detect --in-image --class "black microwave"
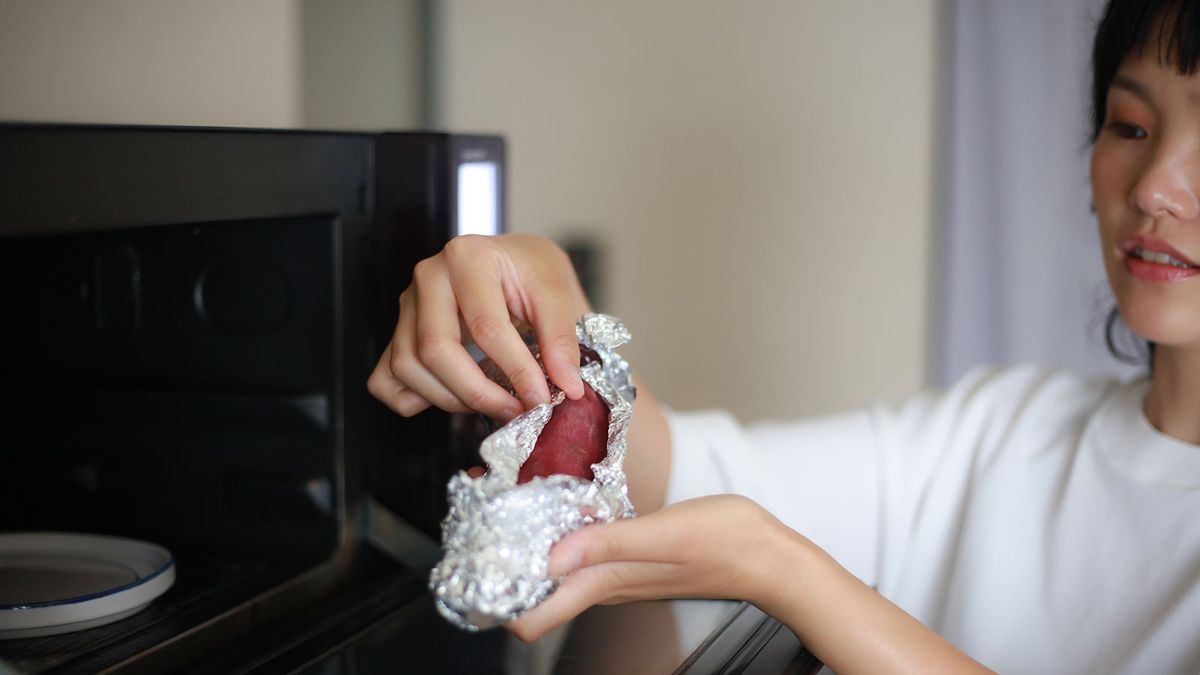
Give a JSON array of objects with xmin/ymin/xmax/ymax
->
[
  {"xmin": 0, "ymin": 124, "xmax": 820, "ymax": 674},
  {"xmin": 0, "ymin": 124, "xmax": 510, "ymax": 672}
]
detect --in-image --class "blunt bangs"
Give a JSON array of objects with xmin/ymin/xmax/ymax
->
[{"xmin": 1091, "ymin": 0, "xmax": 1200, "ymax": 141}]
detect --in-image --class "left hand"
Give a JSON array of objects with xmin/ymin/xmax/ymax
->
[
  {"xmin": 507, "ymin": 494, "xmax": 790, "ymax": 642},
  {"xmin": 511, "ymin": 495, "xmax": 996, "ymax": 675}
]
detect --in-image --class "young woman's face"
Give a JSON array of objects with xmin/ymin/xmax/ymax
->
[{"xmin": 1092, "ymin": 47, "xmax": 1200, "ymax": 350}]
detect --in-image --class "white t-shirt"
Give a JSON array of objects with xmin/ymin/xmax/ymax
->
[{"xmin": 664, "ymin": 365, "xmax": 1200, "ymax": 675}]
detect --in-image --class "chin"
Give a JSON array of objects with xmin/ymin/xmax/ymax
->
[{"xmin": 1116, "ymin": 294, "xmax": 1200, "ymax": 350}]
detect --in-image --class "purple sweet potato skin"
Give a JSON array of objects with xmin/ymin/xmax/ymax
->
[{"xmin": 517, "ymin": 384, "xmax": 609, "ymax": 483}]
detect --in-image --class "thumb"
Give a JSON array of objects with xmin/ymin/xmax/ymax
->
[{"xmin": 548, "ymin": 531, "xmax": 588, "ymax": 577}]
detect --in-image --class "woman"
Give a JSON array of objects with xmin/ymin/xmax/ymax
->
[{"xmin": 367, "ymin": 1, "xmax": 1200, "ymax": 672}]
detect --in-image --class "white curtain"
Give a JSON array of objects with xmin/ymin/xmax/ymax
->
[{"xmin": 938, "ymin": 0, "xmax": 1141, "ymax": 384}]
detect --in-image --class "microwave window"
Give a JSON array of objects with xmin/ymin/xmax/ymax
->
[{"xmin": 456, "ymin": 161, "xmax": 498, "ymax": 237}]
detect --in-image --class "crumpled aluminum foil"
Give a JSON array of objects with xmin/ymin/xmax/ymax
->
[{"xmin": 429, "ymin": 314, "xmax": 637, "ymax": 631}]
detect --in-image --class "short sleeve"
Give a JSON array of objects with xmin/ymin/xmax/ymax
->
[
  {"xmin": 663, "ymin": 365, "xmax": 1116, "ymax": 612},
  {"xmin": 664, "ymin": 407, "xmax": 882, "ymax": 585}
]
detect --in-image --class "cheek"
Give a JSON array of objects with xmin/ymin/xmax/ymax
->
[
  {"xmin": 1091, "ymin": 141, "xmax": 1133, "ymax": 215},
  {"xmin": 1090, "ymin": 144, "xmax": 1133, "ymax": 299},
  {"xmin": 1090, "ymin": 141, "xmax": 1137, "ymax": 245}
]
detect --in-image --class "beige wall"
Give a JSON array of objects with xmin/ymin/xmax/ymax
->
[
  {"xmin": 435, "ymin": 2, "xmax": 939, "ymax": 421},
  {"xmin": 0, "ymin": 0, "xmax": 302, "ymax": 127},
  {"xmin": 0, "ymin": 0, "xmax": 938, "ymax": 420},
  {"xmin": 0, "ymin": 0, "xmax": 425, "ymax": 129},
  {"xmin": 301, "ymin": 0, "xmax": 425, "ymax": 129}
]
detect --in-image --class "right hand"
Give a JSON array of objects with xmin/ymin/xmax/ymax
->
[{"xmin": 367, "ymin": 233, "xmax": 593, "ymax": 423}]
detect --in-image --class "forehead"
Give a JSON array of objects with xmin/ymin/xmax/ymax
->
[{"xmin": 1112, "ymin": 50, "xmax": 1200, "ymax": 107}]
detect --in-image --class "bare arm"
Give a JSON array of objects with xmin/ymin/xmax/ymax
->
[
  {"xmin": 763, "ymin": 526, "xmax": 993, "ymax": 675},
  {"xmin": 509, "ymin": 496, "xmax": 995, "ymax": 675},
  {"xmin": 623, "ymin": 380, "xmax": 671, "ymax": 513}
]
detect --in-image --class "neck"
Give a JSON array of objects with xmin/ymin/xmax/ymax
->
[{"xmin": 1144, "ymin": 346, "xmax": 1200, "ymax": 445}]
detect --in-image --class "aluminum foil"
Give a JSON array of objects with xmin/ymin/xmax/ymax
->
[{"xmin": 430, "ymin": 314, "xmax": 637, "ymax": 631}]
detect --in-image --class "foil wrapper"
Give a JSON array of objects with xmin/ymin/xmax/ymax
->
[{"xmin": 429, "ymin": 314, "xmax": 637, "ymax": 631}]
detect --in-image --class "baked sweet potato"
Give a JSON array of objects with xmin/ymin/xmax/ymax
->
[{"xmin": 517, "ymin": 358, "xmax": 610, "ymax": 483}]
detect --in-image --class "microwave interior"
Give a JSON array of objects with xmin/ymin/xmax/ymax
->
[{"xmin": 0, "ymin": 125, "xmax": 505, "ymax": 673}]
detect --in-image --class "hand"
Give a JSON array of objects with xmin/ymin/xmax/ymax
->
[
  {"xmin": 507, "ymin": 495, "xmax": 788, "ymax": 642},
  {"xmin": 508, "ymin": 496, "xmax": 996, "ymax": 675},
  {"xmin": 367, "ymin": 234, "xmax": 592, "ymax": 423}
]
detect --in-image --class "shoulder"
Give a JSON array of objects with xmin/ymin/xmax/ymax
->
[
  {"xmin": 936, "ymin": 363, "xmax": 1115, "ymax": 418},
  {"xmin": 874, "ymin": 364, "xmax": 1121, "ymax": 463}
]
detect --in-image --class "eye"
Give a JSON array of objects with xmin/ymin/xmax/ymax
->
[{"xmin": 1106, "ymin": 121, "xmax": 1147, "ymax": 140}]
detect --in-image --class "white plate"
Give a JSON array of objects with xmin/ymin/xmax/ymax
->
[{"xmin": 0, "ymin": 532, "xmax": 175, "ymax": 640}]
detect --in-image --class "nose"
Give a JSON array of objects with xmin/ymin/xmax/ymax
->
[{"xmin": 1132, "ymin": 143, "xmax": 1200, "ymax": 222}]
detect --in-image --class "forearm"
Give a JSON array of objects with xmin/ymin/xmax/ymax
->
[
  {"xmin": 754, "ymin": 530, "xmax": 995, "ymax": 675},
  {"xmin": 622, "ymin": 378, "xmax": 671, "ymax": 514}
]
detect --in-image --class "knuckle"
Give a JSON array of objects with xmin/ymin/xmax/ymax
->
[
  {"xmin": 727, "ymin": 495, "xmax": 774, "ymax": 528},
  {"xmin": 547, "ymin": 240, "xmax": 572, "ymax": 266},
  {"xmin": 550, "ymin": 332, "xmax": 580, "ymax": 356},
  {"xmin": 467, "ymin": 313, "xmax": 505, "ymax": 345},
  {"xmin": 392, "ymin": 389, "xmax": 432, "ymax": 416},
  {"xmin": 464, "ymin": 386, "xmax": 494, "ymax": 411},
  {"xmin": 443, "ymin": 400, "xmax": 472, "ymax": 415},
  {"xmin": 443, "ymin": 234, "xmax": 488, "ymax": 261},
  {"xmin": 411, "ymin": 257, "xmax": 434, "ymax": 281},
  {"xmin": 394, "ymin": 398, "xmax": 419, "ymax": 417},
  {"xmin": 365, "ymin": 369, "xmax": 387, "ymax": 398},
  {"xmin": 605, "ymin": 564, "xmax": 637, "ymax": 591},
  {"xmin": 389, "ymin": 349, "xmax": 414, "ymax": 380},
  {"xmin": 552, "ymin": 327, "xmax": 578, "ymax": 345},
  {"xmin": 506, "ymin": 363, "xmax": 536, "ymax": 390},
  {"xmin": 584, "ymin": 566, "xmax": 622, "ymax": 604},
  {"xmin": 396, "ymin": 398, "xmax": 429, "ymax": 418},
  {"xmin": 519, "ymin": 232, "xmax": 553, "ymax": 253},
  {"xmin": 594, "ymin": 532, "xmax": 622, "ymax": 564},
  {"xmin": 415, "ymin": 330, "xmax": 448, "ymax": 363},
  {"xmin": 508, "ymin": 622, "xmax": 538, "ymax": 644},
  {"xmin": 532, "ymin": 237, "xmax": 574, "ymax": 274}
]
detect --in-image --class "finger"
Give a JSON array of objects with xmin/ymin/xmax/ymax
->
[
  {"xmin": 548, "ymin": 515, "xmax": 680, "ymax": 577},
  {"xmin": 449, "ymin": 263, "xmax": 551, "ymax": 410},
  {"xmin": 507, "ymin": 565, "xmax": 615, "ymax": 643},
  {"xmin": 509, "ymin": 560, "xmax": 684, "ymax": 642},
  {"xmin": 367, "ymin": 339, "xmax": 433, "ymax": 416},
  {"xmin": 412, "ymin": 265, "xmax": 525, "ymax": 421},
  {"xmin": 526, "ymin": 283, "xmax": 585, "ymax": 399},
  {"xmin": 389, "ymin": 288, "xmax": 473, "ymax": 414}
]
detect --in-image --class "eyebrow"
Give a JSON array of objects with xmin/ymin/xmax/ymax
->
[
  {"xmin": 1110, "ymin": 74, "xmax": 1153, "ymax": 102},
  {"xmin": 1111, "ymin": 73, "xmax": 1200, "ymax": 107}
]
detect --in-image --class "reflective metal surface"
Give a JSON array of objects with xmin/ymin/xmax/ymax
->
[{"xmin": 298, "ymin": 598, "xmax": 822, "ymax": 675}]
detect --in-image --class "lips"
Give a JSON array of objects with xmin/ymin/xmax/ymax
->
[
  {"xmin": 1120, "ymin": 234, "xmax": 1198, "ymax": 265},
  {"xmin": 1120, "ymin": 234, "xmax": 1200, "ymax": 282}
]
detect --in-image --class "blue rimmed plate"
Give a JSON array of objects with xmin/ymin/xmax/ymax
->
[{"xmin": 0, "ymin": 532, "xmax": 175, "ymax": 640}]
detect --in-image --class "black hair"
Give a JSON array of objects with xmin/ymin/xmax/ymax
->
[
  {"xmin": 1091, "ymin": 0, "xmax": 1200, "ymax": 367},
  {"xmin": 1104, "ymin": 306, "xmax": 1155, "ymax": 366},
  {"xmin": 1091, "ymin": 0, "xmax": 1200, "ymax": 142}
]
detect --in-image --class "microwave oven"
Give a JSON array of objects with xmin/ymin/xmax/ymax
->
[
  {"xmin": 0, "ymin": 124, "xmax": 507, "ymax": 672},
  {"xmin": 0, "ymin": 124, "xmax": 820, "ymax": 674}
]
